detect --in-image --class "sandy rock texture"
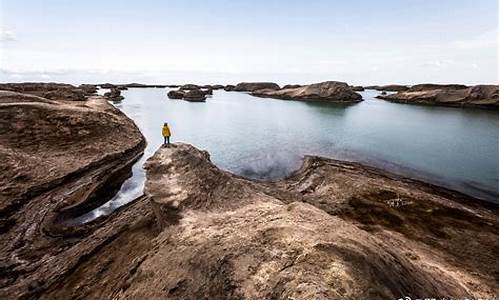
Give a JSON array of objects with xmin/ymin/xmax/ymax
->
[
  {"xmin": 377, "ymin": 84, "xmax": 499, "ymax": 108},
  {"xmin": 252, "ymin": 81, "xmax": 362, "ymax": 103},
  {"xmin": 37, "ymin": 143, "xmax": 492, "ymax": 300},
  {"xmin": 0, "ymin": 89, "xmax": 145, "ymax": 299}
]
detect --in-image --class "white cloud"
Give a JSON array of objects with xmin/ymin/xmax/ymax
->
[{"xmin": 0, "ymin": 29, "xmax": 16, "ymax": 42}]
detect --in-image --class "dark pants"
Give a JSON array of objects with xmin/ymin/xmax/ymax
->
[{"xmin": 164, "ymin": 136, "xmax": 170, "ymax": 145}]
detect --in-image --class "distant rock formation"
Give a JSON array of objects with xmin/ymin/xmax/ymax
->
[
  {"xmin": 282, "ymin": 84, "xmax": 303, "ymax": 89},
  {"xmin": 167, "ymin": 90, "xmax": 185, "ymax": 99},
  {"xmin": 103, "ymin": 87, "xmax": 124, "ymax": 101},
  {"xmin": 351, "ymin": 85, "xmax": 365, "ymax": 91},
  {"xmin": 251, "ymin": 81, "xmax": 363, "ymax": 103},
  {"xmin": 377, "ymin": 84, "xmax": 499, "ymax": 108},
  {"xmin": 365, "ymin": 85, "xmax": 409, "ymax": 92},
  {"xmin": 179, "ymin": 84, "xmax": 200, "ymax": 90},
  {"xmin": 0, "ymin": 82, "xmax": 96, "ymax": 101},
  {"xmin": 167, "ymin": 87, "xmax": 210, "ymax": 102},
  {"xmin": 234, "ymin": 82, "xmax": 280, "ymax": 92},
  {"xmin": 224, "ymin": 84, "xmax": 236, "ymax": 91}
]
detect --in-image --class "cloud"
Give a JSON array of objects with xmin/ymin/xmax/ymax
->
[{"xmin": 0, "ymin": 29, "xmax": 16, "ymax": 42}]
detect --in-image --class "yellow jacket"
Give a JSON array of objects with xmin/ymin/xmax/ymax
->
[{"xmin": 162, "ymin": 125, "xmax": 171, "ymax": 137}]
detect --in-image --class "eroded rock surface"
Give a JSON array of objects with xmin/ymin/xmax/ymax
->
[
  {"xmin": 252, "ymin": 81, "xmax": 362, "ymax": 103},
  {"xmin": 378, "ymin": 84, "xmax": 499, "ymax": 108},
  {"xmin": 18, "ymin": 143, "xmax": 495, "ymax": 300},
  {"xmin": 0, "ymin": 89, "xmax": 145, "ymax": 299}
]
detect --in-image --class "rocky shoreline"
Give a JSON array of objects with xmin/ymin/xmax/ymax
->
[
  {"xmin": 0, "ymin": 82, "xmax": 497, "ymax": 299},
  {"xmin": 1, "ymin": 141, "xmax": 496, "ymax": 299}
]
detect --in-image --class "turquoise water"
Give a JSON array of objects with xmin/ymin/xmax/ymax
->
[{"xmin": 74, "ymin": 87, "xmax": 498, "ymax": 223}]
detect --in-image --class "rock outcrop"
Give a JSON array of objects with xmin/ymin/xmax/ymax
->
[
  {"xmin": 377, "ymin": 84, "xmax": 499, "ymax": 108},
  {"xmin": 351, "ymin": 85, "xmax": 365, "ymax": 91},
  {"xmin": 0, "ymin": 88, "xmax": 145, "ymax": 299},
  {"xmin": 104, "ymin": 87, "xmax": 125, "ymax": 101},
  {"xmin": 283, "ymin": 84, "xmax": 303, "ymax": 89},
  {"xmin": 0, "ymin": 82, "xmax": 96, "ymax": 101},
  {"xmin": 365, "ymin": 85, "xmax": 410, "ymax": 92},
  {"xmin": 224, "ymin": 84, "xmax": 236, "ymax": 91},
  {"xmin": 0, "ymin": 136, "xmax": 497, "ymax": 299},
  {"xmin": 234, "ymin": 82, "xmax": 280, "ymax": 92},
  {"xmin": 251, "ymin": 81, "xmax": 363, "ymax": 103},
  {"xmin": 167, "ymin": 88, "xmax": 210, "ymax": 102}
]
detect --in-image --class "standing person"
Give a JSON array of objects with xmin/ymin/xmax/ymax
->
[{"xmin": 162, "ymin": 122, "xmax": 171, "ymax": 146}]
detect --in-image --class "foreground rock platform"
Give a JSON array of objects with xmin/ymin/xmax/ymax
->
[{"xmin": 5, "ymin": 142, "xmax": 494, "ymax": 299}]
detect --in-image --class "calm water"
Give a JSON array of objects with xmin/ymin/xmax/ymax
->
[{"xmin": 73, "ymin": 88, "xmax": 498, "ymax": 223}]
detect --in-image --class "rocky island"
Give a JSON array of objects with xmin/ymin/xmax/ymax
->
[
  {"xmin": 376, "ymin": 84, "xmax": 499, "ymax": 108},
  {"xmin": 251, "ymin": 81, "xmax": 363, "ymax": 103}
]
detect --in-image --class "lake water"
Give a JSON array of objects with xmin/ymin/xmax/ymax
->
[{"xmin": 73, "ymin": 88, "xmax": 498, "ymax": 223}]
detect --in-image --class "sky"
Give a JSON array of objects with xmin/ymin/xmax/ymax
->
[{"xmin": 0, "ymin": 0, "xmax": 498, "ymax": 85}]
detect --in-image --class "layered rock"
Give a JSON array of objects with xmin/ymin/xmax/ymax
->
[
  {"xmin": 377, "ymin": 84, "xmax": 499, "ymax": 108},
  {"xmin": 0, "ymin": 89, "xmax": 145, "ymax": 299},
  {"xmin": 251, "ymin": 81, "xmax": 363, "ymax": 103},
  {"xmin": 234, "ymin": 82, "xmax": 280, "ymax": 92},
  {"xmin": 1, "ymin": 139, "xmax": 497, "ymax": 299},
  {"xmin": 0, "ymin": 82, "xmax": 96, "ymax": 101}
]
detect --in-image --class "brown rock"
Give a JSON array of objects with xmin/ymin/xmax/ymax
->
[
  {"xmin": 184, "ymin": 89, "xmax": 206, "ymax": 101},
  {"xmin": 167, "ymin": 89, "xmax": 185, "ymax": 99},
  {"xmin": 283, "ymin": 84, "xmax": 303, "ymax": 89},
  {"xmin": 365, "ymin": 85, "xmax": 409, "ymax": 92},
  {"xmin": 224, "ymin": 85, "xmax": 236, "ymax": 91},
  {"xmin": 234, "ymin": 82, "xmax": 280, "ymax": 92},
  {"xmin": 179, "ymin": 84, "xmax": 200, "ymax": 90},
  {"xmin": 0, "ymin": 82, "xmax": 93, "ymax": 101},
  {"xmin": 0, "ymin": 140, "xmax": 496, "ymax": 299},
  {"xmin": 252, "ymin": 81, "xmax": 363, "ymax": 103},
  {"xmin": 103, "ymin": 87, "xmax": 124, "ymax": 101},
  {"xmin": 409, "ymin": 84, "xmax": 468, "ymax": 91},
  {"xmin": 377, "ymin": 84, "xmax": 499, "ymax": 108},
  {"xmin": 0, "ymin": 89, "xmax": 145, "ymax": 299}
]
